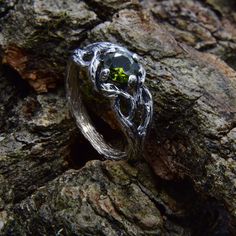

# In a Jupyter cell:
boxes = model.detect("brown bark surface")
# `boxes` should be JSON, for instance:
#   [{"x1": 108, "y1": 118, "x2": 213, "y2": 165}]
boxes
[{"x1": 0, "y1": 0, "x2": 235, "y2": 235}]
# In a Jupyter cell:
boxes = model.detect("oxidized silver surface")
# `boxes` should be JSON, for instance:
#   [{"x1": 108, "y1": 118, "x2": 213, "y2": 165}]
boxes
[{"x1": 66, "y1": 42, "x2": 153, "y2": 160}]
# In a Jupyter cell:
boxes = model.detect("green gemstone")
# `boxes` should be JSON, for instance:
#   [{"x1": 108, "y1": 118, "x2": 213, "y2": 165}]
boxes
[
  {"x1": 102, "y1": 51, "x2": 140, "y2": 86},
  {"x1": 110, "y1": 67, "x2": 129, "y2": 84}
]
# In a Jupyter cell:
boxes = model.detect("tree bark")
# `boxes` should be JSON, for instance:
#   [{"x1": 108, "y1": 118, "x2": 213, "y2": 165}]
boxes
[{"x1": 0, "y1": 0, "x2": 235, "y2": 235}]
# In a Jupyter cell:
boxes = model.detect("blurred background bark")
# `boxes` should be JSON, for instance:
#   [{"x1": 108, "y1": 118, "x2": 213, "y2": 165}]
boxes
[{"x1": 0, "y1": 0, "x2": 235, "y2": 235}]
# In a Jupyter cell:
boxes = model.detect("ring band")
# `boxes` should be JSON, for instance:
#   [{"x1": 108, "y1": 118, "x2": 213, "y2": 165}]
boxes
[{"x1": 66, "y1": 42, "x2": 153, "y2": 160}]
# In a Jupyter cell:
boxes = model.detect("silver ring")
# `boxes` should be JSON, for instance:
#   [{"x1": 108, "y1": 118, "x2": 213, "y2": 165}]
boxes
[{"x1": 66, "y1": 42, "x2": 153, "y2": 160}]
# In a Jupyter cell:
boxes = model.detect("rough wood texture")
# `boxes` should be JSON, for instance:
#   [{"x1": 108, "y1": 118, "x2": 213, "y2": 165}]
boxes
[{"x1": 0, "y1": 0, "x2": 235, "y2": 235}]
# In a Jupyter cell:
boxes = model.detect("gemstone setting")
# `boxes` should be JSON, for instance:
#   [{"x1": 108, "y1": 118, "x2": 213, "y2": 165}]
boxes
[{"x1": 102, "y1": 51, "x2": 140, "y2": 85}]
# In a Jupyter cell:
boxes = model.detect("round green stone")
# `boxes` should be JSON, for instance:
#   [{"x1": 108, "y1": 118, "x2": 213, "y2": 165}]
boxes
[{"x1": 103, "y1": 52, "x2": 140, "y2": 84}]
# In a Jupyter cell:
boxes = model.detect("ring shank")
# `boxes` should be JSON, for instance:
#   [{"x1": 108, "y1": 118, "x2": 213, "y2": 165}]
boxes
[{"x1": 66, "y1": 60, "x2": 128, "y2": 160}]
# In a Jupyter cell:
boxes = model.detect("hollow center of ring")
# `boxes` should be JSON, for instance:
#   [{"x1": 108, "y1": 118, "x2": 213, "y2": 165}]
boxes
[{"x1": 103, "y1": 52, "x2": 140, "y2": 84}]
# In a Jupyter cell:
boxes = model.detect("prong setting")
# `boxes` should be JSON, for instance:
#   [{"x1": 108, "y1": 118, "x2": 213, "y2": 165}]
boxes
[
  {"x1": 132, "y1": 53, "x2": 139, "y2": 61},
  {"x1": 99, "y1": 68, "x2": 110, "y2": 82},
  {"x1": 128, "y1": 75, "x2": 137, "y2": 87}
]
